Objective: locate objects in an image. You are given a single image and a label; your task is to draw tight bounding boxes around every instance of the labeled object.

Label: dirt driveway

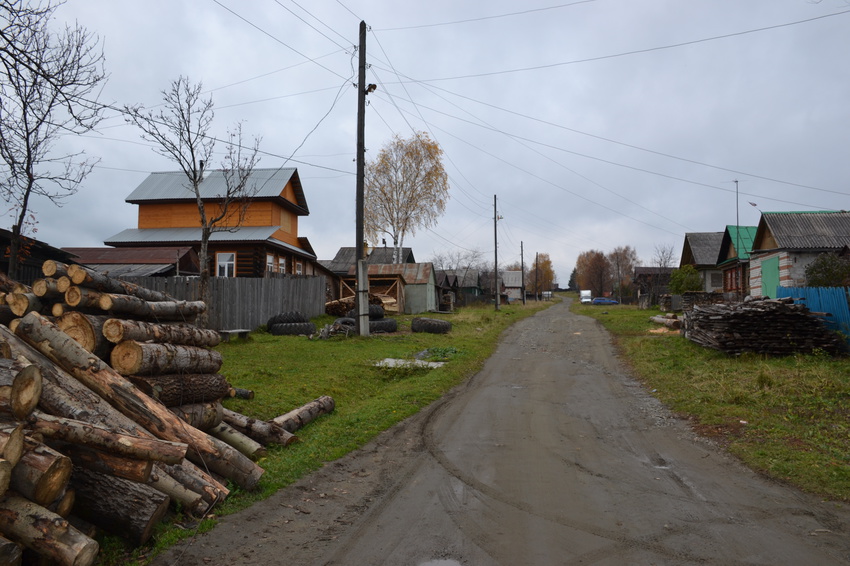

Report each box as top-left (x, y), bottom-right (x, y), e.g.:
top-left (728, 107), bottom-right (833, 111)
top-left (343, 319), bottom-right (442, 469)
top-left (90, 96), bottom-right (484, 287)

top-left (153, 300), bottom-right (850, 565)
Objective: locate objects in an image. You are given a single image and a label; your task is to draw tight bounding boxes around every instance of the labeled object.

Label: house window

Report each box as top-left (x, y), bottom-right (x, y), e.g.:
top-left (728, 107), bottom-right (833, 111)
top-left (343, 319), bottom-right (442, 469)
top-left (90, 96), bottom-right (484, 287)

top-left (217, 252), bottom-right (235, 277)
top-left (278, 258), bottom-right (286, 274)
top-left (266, 254), bottom-right (275, 273)
top-left (296, 262), bottom-right (303, 275)
top-left (710, 272), bottom-right (722, 288)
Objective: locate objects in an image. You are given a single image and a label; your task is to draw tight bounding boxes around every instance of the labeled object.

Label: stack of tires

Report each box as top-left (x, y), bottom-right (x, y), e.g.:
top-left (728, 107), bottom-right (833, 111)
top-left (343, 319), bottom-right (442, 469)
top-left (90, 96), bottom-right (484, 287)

top-left (340, 304), bottom-right (397, 333)
top-left (267, 311), bottom-right (316, 336)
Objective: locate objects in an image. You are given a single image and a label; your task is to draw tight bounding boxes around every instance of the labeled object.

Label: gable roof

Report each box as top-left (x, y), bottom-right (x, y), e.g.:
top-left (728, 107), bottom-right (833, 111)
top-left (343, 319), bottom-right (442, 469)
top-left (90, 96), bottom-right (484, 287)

top-left (680, 232), bottom-right (723, 268)
top-left (321, 246), bottom-right (415, 275)
top-left (443, 268), bottom-right (480, 288)
top-left (501, 270), bottom-right (523, 288)
top-left (717, 225), bottom-right (757, 266)
top-left (752, 211), bottom-right (850, 252)
top-left (125, 168), bottom-right (309, 214)
top-left (348, 262), bottom-right (435, 285)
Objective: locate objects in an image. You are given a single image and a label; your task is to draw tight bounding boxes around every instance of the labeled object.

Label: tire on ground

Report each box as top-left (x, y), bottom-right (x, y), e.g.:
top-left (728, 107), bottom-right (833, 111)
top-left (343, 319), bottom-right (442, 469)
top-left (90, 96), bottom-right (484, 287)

top-left (346, 305), bottom-right (385, 320)
top-left (334, 317), bottom-right (356, 327)
top-left (369, 318), bottom-right (397, 333)
top-left (267, 311), bottom-right (309, 326)
top-left (411, 317), bottom-right (452, 334)
top-left (269, 322), bottom-right (316, 336)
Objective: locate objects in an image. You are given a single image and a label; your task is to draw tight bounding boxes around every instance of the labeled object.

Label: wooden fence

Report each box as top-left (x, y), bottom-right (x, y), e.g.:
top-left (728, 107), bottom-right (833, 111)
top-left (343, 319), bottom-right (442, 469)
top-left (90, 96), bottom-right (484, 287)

top-left (123, 275), bottom-right (327, 331)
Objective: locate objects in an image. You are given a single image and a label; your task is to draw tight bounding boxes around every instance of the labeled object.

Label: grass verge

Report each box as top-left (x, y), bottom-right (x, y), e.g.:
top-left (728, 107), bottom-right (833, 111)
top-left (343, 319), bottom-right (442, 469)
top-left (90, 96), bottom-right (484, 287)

top-left (104, 300), bottom-right (554, 564)
top-left (571, 298), bottom-right (850, 502)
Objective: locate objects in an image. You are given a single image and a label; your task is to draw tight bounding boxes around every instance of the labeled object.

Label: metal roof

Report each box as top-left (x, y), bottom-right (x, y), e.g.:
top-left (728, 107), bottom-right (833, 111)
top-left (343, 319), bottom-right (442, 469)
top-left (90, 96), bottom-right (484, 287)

top-left (104, 227), bottom-right (316, 259)
top-left (347, 263), bottom-right (435, 285)
top-left (754, 211), bottom-right (850, 251)
top-left (716, 225), bottom-right (757, 265)
top-left (84, 263), bottom-right (175, 277)
top-left (443, 268), bottom-right (480, 288)
top-left (62, 246), bottom-right (196, 264)
top-left (501, 270), bottom-right (523, 288)
top-left (322, 246), bottom-right (415, 274)
top-left (125, 168), bottom-right (308, 214)
top-left (680, 232), bottom-right (724, 267)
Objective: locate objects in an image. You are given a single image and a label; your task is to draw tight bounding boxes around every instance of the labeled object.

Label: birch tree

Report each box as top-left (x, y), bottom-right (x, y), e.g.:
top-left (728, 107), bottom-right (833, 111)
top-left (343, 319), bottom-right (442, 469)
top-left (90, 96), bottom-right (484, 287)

top-left (124, 76), bottom-right (260, 326)
top-left (0, 0), bottom-right (106, 279)
top-left (365, 132), bottom-right (449, 263)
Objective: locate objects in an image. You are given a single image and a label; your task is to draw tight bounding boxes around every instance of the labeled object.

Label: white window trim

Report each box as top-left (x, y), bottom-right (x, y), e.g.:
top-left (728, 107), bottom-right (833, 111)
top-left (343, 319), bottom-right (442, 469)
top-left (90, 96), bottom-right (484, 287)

top-left (216, 252), bottom-right (236, 277)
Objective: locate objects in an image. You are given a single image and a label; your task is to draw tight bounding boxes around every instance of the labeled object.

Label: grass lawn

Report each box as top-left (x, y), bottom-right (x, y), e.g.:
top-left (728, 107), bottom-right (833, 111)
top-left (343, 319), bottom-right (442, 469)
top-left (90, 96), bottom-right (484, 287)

top-left (103, 299), bottom-right (555, 564)
top-left (571, 298), bottom-right (850, 503)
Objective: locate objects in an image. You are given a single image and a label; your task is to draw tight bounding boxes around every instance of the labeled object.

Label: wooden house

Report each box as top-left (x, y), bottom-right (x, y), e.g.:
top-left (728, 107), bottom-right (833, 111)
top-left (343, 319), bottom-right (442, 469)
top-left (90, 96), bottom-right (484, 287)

top-left (748, 211), bottom-right (850, 298)
top-left (501, 270), bottom-right (523, 302)
top-left (104, 168), bottom-right (326, 278)
top-left (0, 228), bottom-right (76, 285)
top-left (715, 225), bottom-right (757, 298)
top-left (679, 232), bottom-right (724, 292)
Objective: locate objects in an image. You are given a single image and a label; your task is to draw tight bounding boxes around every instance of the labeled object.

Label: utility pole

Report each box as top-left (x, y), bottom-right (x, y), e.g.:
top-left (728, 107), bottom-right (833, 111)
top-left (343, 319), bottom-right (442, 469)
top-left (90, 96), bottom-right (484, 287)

top-left (494, 195), bottom-right (500, 311)
top-left (520, 241), bottom-right (526, 305)
top-left (535, 252), bottom-right (540, 301)
top-left (355, 21), bottom-right (369, 336)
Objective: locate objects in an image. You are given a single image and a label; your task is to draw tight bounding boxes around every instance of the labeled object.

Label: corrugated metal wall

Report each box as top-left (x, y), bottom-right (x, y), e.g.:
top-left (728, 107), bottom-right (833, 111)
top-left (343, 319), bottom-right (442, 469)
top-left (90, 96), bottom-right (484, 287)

top-left (775, 286), bottom-right (850, 341)
top-left (124, 275), bottom-right (326, 331)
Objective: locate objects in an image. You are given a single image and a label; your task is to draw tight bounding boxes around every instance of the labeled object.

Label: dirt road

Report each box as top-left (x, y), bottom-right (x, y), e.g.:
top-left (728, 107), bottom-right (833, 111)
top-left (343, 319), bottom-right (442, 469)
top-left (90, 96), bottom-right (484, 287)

top-left (153, 300), bottom-right (850, 565)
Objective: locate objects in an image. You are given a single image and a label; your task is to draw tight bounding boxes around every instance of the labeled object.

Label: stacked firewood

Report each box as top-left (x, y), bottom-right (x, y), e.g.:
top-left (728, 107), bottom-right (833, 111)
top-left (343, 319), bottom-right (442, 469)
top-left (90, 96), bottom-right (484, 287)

top-left (0, 261), bottom-right (335, 565)
top-left (681, 297), bottom-right (847, 355)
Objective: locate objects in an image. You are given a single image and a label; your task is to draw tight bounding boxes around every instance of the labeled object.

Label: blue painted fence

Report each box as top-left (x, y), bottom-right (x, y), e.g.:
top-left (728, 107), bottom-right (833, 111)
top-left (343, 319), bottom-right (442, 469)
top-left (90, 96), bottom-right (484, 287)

top-left (774, 287), bottom-right (850, 340)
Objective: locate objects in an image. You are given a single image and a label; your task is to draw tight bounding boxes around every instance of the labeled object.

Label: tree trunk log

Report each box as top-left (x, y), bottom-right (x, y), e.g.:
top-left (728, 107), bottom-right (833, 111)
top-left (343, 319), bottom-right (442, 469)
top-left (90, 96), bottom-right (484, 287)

top-left (32, 278), bottom-right (63, 300)
top-left (232, 387), bottom-right (254, 400)
top-left (28, 411), bottom-right (187, 465)
top-left (98, 294), bottom-right (205, 321)
top-left (6, 293), bottom-right (42, 318)
top-left (649, 315), bottom-right (681, 329)
top-left (70, 467), bottom-right (169, 546)
top-left (102, 318), bottom-right (221, 347)
top-left (56, 276), bottom-right (73, 294)
top-left (63, 287), bottom-right (103, 310)
top-left (146, 466), bottom-right (205, 517)
top-left (0, 424), bottom-right (25, 468)
top-left (222, 408), bottom-right (298, 447)
top-left (14, 312), bottom-right (262, 490)
top-left (67, 264), bottom-right (174, 302)
top-left (169, 401), bottom-right (223, 432)
top-left (209, 422), bottom-right (267, 461)
top-left (41, 260), bottom-right (70, 279)
top-left (55, 313), bottom-right (112, 360)
top-left (0, 326), bottom-right (228, 506)
top-left (129, 373), bottom-right (231, 407)
top-left (0, 534), bottom-right (22, 565)
top-left (0, 492), bottom-right (98, 566)
top-left (0, 459), bottom-right (11, 497)
top-left (11, 438), bottom-right (72, 506)
top-left (272, 395), bottom-right (336, 433)
top-left (48, 486), bottom-right (75, 518)
top-left (159, 461), bottom-right (228, 513)
top-left (110, 341), bottom-right (223, 376)
top-left (52, 442), bottom-right (153, 483)
top-left (0, 359), bottom-right (44, 421)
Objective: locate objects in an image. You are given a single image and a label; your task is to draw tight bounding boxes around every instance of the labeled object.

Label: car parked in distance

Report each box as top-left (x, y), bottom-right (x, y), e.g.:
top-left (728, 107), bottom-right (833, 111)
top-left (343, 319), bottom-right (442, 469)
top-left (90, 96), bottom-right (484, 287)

top-left (591, 297), bottom-right (619, 305)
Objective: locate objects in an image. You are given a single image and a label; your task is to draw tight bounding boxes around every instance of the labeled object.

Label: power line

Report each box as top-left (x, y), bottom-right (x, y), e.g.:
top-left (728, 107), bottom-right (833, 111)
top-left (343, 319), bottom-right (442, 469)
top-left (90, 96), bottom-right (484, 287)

top-left (376, 1), bottom-right (595, 31)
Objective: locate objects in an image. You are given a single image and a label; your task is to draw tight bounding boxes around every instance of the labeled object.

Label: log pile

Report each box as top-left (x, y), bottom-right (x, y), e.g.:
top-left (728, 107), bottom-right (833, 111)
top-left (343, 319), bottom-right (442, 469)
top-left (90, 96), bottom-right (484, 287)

top-left (681, 297), bottom-right (847, 355)
top-left (0, 262), bottom-right (337, 564)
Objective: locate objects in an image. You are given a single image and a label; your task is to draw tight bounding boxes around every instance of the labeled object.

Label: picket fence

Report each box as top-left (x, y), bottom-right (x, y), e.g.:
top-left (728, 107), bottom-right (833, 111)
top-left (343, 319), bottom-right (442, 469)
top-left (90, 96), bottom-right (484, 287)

top-left (774, 286), bottom-right (850, 340)
top-left (122, 275), bottom-right (327, 331)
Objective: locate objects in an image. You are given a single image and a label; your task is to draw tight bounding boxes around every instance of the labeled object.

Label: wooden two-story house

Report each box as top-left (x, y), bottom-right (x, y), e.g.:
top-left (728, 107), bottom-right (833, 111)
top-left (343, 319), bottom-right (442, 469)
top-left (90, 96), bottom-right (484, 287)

top-left (105, 168), bottom-right (326, 278)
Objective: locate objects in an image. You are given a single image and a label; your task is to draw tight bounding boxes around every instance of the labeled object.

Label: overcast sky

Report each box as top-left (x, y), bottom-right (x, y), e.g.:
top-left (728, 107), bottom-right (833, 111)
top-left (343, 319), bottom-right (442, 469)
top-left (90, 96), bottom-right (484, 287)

top-left (17, 0), bottom-right (850, 284)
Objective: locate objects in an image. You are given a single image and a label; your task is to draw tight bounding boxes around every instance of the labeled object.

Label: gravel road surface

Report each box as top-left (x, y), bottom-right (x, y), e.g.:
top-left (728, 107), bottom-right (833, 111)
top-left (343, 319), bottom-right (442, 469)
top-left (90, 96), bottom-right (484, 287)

top-left (153, 300), bottom-right (850, 565)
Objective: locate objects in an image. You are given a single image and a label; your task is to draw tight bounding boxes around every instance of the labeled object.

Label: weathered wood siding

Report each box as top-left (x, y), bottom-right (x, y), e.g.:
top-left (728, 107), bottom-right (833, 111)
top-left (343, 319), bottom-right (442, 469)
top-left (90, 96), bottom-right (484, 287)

top-left (123, 275), bottom-right (326, 330)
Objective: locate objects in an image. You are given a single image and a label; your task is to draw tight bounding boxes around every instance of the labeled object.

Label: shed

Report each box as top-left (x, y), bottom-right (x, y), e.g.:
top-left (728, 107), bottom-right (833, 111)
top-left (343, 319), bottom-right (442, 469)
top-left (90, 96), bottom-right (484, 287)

top-left (346, 263), bottom-right (437, 314)
top-left (501, 270), bottom-right (523, 302)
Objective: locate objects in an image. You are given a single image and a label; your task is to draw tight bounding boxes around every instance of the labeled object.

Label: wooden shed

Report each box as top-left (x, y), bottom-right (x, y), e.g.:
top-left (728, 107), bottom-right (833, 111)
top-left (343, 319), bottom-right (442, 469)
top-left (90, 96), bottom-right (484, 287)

top-left (343, 263), bottom-right (438, 314)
